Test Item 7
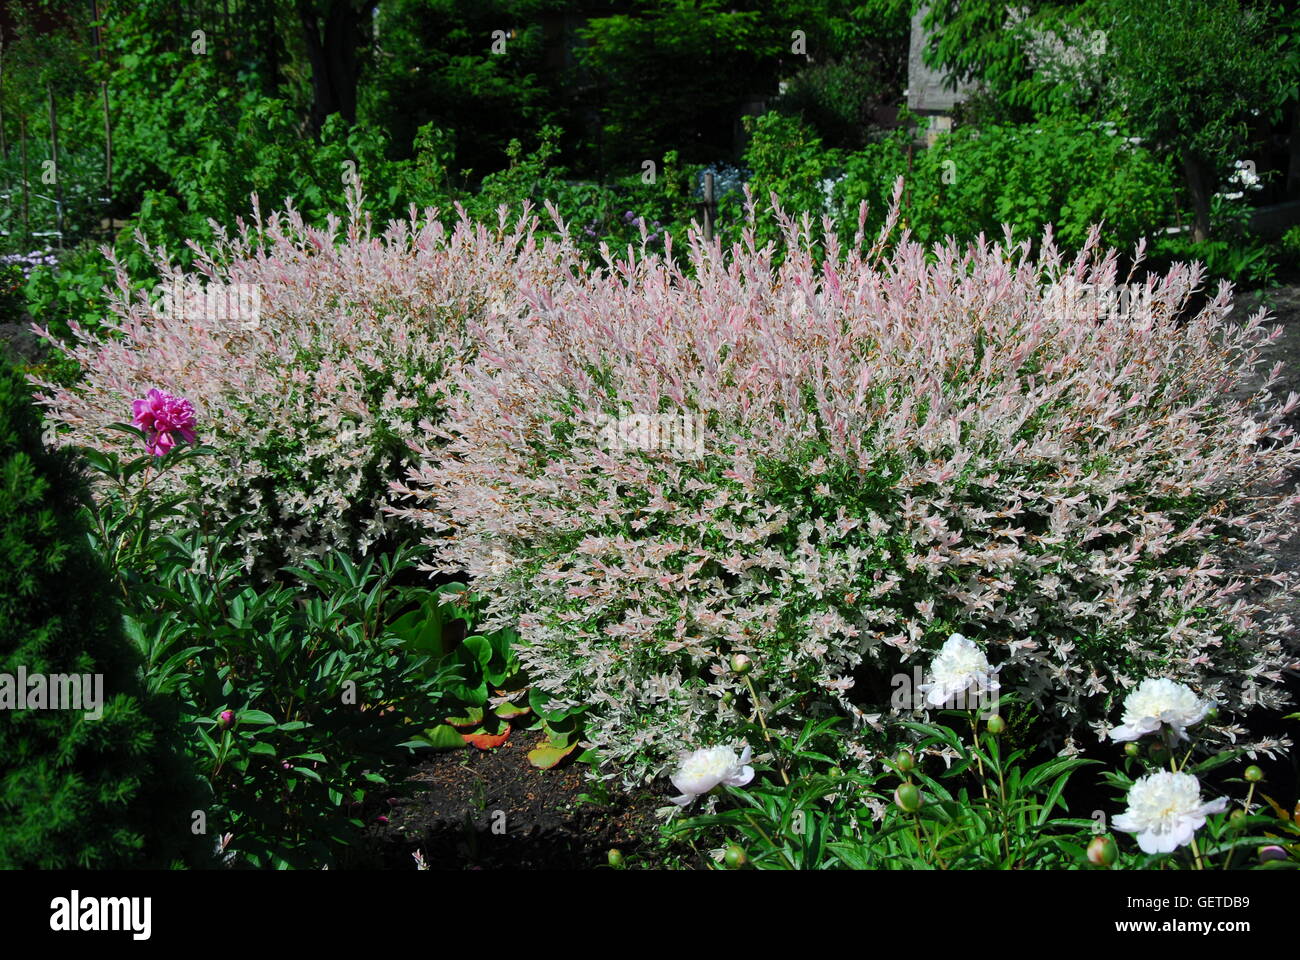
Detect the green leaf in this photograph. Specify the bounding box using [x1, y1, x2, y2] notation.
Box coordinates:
[462, 635, 493, 666]
[528, 739, 578, 770]
[238, 709, 277, 726]
[418, 724, 469, 750]
[493, 700, 532, 720]
[446, 706, 484, 729]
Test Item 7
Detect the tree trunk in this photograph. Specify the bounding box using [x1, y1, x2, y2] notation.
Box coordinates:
[92, 0, 112, 217]
[19, 113, 28, 237]
[1181, 152, 1213, 244]
[1287, 99, 1300, 202]
[297, 0, 376, 136]
[255, 0, 285, 99]
[0, 35, 8, 164]
[47, 82, 62, 248]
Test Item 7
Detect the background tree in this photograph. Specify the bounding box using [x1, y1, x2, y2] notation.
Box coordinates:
[296, 0, 379, 135]
[1098, 0, 1295, 242]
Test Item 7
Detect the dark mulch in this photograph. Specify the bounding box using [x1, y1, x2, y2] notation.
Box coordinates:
[358, 729, 680, 870]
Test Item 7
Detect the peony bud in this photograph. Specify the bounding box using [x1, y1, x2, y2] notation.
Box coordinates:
[1258, 845, 1288, 864]
[894, 750, 915, 775]
[1244, 765, 1264, 783]
[1123, 742, 1141, 759]
[894, 783, 923, 813]
[986, 715, 1006, 736]
[1086, 834, 1118, 867]
[724, 844, 748, 868]
[218, 709, 234, 728]
[729, 653, 752, 676]
[607, 848, 625, 869]
[1229, 809, 1247, 826]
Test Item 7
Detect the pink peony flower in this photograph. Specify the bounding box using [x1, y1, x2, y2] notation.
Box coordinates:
[131, 388, 197, 457]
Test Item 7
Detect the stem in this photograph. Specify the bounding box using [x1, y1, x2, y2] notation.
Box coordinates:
[970, 716, 989, 801]
[997, 752, 1009, 862]
[913, 813, 947, 870]
[743, 812, 796, 870]
[744, 675, 789, 786]
[1190, 834, 1206, 871]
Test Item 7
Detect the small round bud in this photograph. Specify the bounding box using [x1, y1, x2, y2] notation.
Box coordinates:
[218, 709, 234, 728]
[1204, 706, 1219, 721]
[1258, 845, 1288, 864]
[1245, 765, 1264, 783]
[894, 750, 915, 775]
[1230, 809, 1247, 826]
[986, 715, 1006, 736]
[607, 848, 625, 869]
[729, 653, 752, 676]
[1086, 834, 1118, 867]
[724, 844, 748, 868]
[894, 782, 923, 813]
[1123, 742, 1141, 759]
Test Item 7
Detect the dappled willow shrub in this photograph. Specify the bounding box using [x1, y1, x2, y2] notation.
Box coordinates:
[394, 185, 1300, 787]
[32, 189, 580, 570]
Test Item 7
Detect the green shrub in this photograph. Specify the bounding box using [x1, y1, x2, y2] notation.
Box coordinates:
[82, 436, 458, 868]
[0, 357, 196, 868]
[831, 116, 1179, 253]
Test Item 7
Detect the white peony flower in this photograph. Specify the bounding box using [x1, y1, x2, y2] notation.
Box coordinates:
[1239, 418, 1261, 447]
[669, 745, 754, 806]
[1108, 677, 1212, 743]
[918, 633, 1000, 708]
[1112, 771, 1227, 854]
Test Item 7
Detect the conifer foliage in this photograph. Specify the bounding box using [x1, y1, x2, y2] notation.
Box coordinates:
[0, 357, 193, 868]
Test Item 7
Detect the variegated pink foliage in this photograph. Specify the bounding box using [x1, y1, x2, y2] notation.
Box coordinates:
[393, 183, 1300, 786]
[31, 188, 577, 569]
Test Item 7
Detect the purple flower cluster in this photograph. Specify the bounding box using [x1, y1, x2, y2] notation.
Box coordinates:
[1, 249, 59, 280]
[622, 210, 662, 243]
